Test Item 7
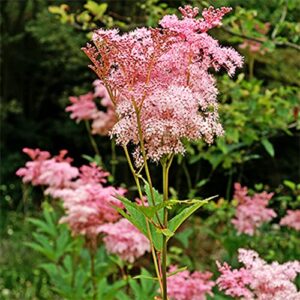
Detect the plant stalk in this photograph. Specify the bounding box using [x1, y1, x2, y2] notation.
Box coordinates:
[110, 139, 117, 178]
[85, 120, 101, 160]
[122, 146, 164, 293]
[161, 157, 172, 300]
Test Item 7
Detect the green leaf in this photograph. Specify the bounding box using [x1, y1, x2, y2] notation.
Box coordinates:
[114, 196, 148, 235]
[196, 179, 209, 188]
[103, 280, 127, 299]
[175, 227, 193, 248]
[168, 197, 213, 239]
[283, 180, 296, 191]
[167, 266, 187, 277]
[62, 255, 73, 274]
[116, 291, 131, 300]
[129, 279, 143, 299]
[156, 227, 174, 238]
[132, 275, 158, 281]
[115, 195, 163, 251]
[28, 218, 57, 237]
[43, 207, 58, 234]
[114, 207, 146, 236]
[140, 268, 157, 294]
[40, 263, 58, 278]
[24, 241, 56, 261]
[84, 1, 108, 20]
[138, 201, 177, 219]
[261, 138, 275, 157]
[55, 227, 73, 259]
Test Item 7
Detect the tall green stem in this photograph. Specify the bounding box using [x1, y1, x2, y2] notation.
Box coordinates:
[133, 102, 163, 228]
[161, 156, 173, 300]
[122, 146, 163, 293]
[84, 120, 101, 160]
[110, 139, 117, 179]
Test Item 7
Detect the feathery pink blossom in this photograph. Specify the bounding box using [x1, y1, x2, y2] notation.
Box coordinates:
[98, 218, 150, 263]
[58, 184, 125, 237]
[280, 210, 300, 231]
[167, 266, 215, 300]
[217, 249, 300, 300]
[17, 148, 126, 238]
[66, 92, 97, 122]
[77, 163, 110, 185]
[231, 183, 277, 235]
[16, 148, 78, 187]
[83, 5, 243, 166]
[216, 261, 253, 298]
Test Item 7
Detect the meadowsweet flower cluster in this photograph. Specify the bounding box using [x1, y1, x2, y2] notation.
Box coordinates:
[66, 92, 98, 122]
[98, 218, 150, 263]
[231, 183, 277, 235]
[217, 248, 300, 299]
[280, 209, 300, 231]
[66, 80, 116, 136]
[16, 148, 78, 188]
[167, 266, 215, 300]
[16, 148, 150, 262]
[16, 148, 124, 238]
[83, 5, 243, 166]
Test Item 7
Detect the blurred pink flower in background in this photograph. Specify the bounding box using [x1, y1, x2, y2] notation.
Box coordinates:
[16, 148, 126, 239]
[67, 81, 117, 136]
[217, 248, 300, 299]
[98, 218, 150, 263]
[167, 265, 215, 300]
[77, 163, 110, 185]
[16, 148, 78, 188]
[280, 210, 300, 231]
[91, 80, 117, 136]
[231, 183, 277, 235]
[58, 184, 125, 237]
[66, 92, 97, 122]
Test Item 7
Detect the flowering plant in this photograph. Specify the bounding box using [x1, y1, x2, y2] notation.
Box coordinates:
[81, 5, 242, 299]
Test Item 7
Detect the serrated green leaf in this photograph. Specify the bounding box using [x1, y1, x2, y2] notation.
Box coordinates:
[138, 201, 177, 218]
[115, 195, 163, 251]
[40, 263, 58, 278]
[168, 197, 213, 239]
[63, 255, 72, 274]
[28, 218, 56, 237]
[24, 242, 56, 261]
[144, 182, 164, 225]
[56, 228, 72, 259]
[129, 279, 145, 299]
[43, 208, 58, 235]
